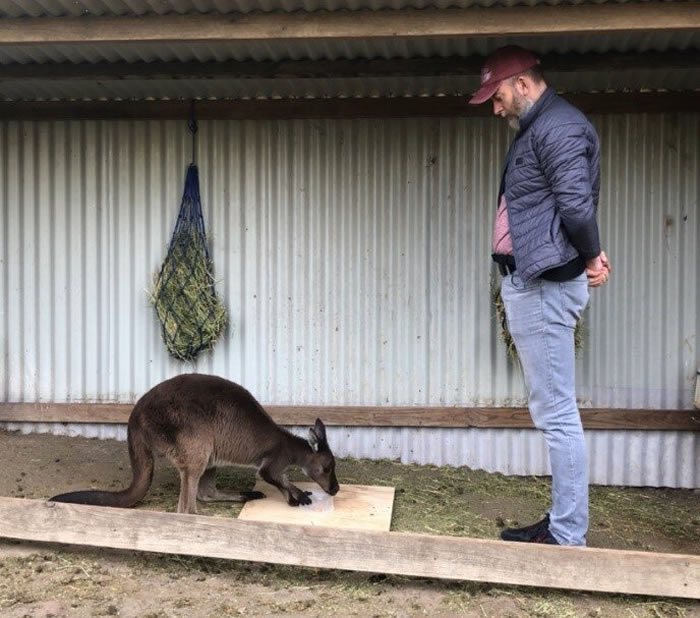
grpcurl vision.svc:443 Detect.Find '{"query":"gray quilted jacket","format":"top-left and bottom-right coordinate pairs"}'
top-left (502, 87), bottom-right (601, 282)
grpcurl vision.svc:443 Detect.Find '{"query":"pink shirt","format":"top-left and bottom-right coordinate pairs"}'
top-left (492, 194), bottom-right (513, 255)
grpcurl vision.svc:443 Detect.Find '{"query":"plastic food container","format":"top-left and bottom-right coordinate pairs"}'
top-left (300, 490), bottom-right (335, 513)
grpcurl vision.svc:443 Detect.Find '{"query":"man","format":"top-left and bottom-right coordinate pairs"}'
top-left (469, 46), bottom-right (611, 546)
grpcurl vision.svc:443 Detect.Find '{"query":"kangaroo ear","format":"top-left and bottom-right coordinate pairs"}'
top-left (313, 418), bottom-right (327, 441)
top-left (308, 418), bottom-right (327, 452)
top-left (308, 428), bottom-right (320, 452)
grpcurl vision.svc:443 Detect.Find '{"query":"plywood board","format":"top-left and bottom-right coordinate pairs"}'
top-left (238, 482), bottom-right (394, 532)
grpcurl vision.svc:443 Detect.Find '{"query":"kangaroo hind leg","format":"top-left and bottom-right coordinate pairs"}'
top-left (196, 467), bottom-right (265, 503)
top-left (168, 448), bottom-right (209, 514)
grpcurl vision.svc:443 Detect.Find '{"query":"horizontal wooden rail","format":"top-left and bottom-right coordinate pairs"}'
top-left (1, 92), bottom-right (699, 120)
top-left (1, 5), bottom-right (698, 46)
top-left (0, 498), bottom-right (697, 598)
top-left (1, 403), bottom-right (697, 431)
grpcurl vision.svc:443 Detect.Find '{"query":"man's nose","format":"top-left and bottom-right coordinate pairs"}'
top-left (492, 100), bottom-right (503, 116)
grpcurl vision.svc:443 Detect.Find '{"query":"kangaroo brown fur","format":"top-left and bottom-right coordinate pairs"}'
top-left (50, 373), bottom-right (339, 514)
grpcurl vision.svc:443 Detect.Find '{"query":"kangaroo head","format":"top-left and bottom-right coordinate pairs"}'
top-left (303, 418), bottom-right (339, 496)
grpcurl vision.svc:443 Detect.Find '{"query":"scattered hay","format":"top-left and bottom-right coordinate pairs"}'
top-left (1, 454), bottom-right (698, 617)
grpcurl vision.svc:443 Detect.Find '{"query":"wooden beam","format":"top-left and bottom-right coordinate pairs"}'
top-left (0, 403), bottom-right (132, 424)
top-left (1, 403), bottom-right (697, 431)
top-left (273, 407), bottom-right (700, 431)
top-left (1, 50), bottom-right (695, 81)
top-left (1, 92), bottom-right (699, 121)
top-left (0, 498), bottom-right (697, 598)
top-left (0, 4), bottom-right (698, 46)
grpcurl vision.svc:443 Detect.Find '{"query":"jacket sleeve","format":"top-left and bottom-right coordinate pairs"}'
top-left (535, 121), bottom-right (601, 260)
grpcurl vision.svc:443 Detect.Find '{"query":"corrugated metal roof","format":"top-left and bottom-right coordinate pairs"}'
top-left (1, 31), bottom-right (698, 100)
top-left (0, 0), bottom-right (649, 19)
top-left (1, 1), bottom-right (697, 100)
top-left (1, 31), bottom-right (698, 66)
top-left (2, 67), bottom-right (698, 101)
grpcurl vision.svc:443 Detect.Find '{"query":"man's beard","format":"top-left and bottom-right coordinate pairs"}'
top-left (507, 115), bottom-right (521, 130)
top-left (507, 94), bottom-right (534, 131)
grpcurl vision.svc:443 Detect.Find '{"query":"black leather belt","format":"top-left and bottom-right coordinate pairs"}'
top-left (498, 262), bottom-right (517, 276)
top-left (492, 254), bottom-right (517, 276)
top-left (493, 255), bottom-right (586, 281)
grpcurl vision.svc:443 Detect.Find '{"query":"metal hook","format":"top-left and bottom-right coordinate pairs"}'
top-left (188, 100), bottom-right (198, 163)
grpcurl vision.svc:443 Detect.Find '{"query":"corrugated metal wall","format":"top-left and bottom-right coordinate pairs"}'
top-left (1, 115), bottom-right (698, 486)
top-left (0, 423), bottom-right (696, 488)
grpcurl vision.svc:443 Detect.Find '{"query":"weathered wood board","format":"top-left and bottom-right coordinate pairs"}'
top-left (0, 498), bottom-right (698, 599)
top-left (1, 402), bottom-right (697, 430)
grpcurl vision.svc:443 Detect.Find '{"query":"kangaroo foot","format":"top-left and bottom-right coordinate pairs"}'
top-left (241, 491), bottom-right (266, 501)
top-left (197, 489), bottom-right (266, 503)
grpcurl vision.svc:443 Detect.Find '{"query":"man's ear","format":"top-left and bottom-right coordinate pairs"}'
top-left (513, 75), bottom-right (529, 97)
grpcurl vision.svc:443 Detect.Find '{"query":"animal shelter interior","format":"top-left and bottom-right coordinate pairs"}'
top-left (0, 0), bottom-right (698, 489)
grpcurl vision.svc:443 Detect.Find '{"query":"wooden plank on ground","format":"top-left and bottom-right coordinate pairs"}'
top-left (0, 497), bottom-right (697, 599)
top-left (238, 482), bottom-right (394, 531)
top-left (0, 402), bottom-right (698, 431)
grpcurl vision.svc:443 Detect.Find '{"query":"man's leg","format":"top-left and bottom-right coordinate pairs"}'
top-left (501, 272), bottom-right (590, 546)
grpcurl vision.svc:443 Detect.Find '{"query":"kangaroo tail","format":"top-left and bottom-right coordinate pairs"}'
top-left (49, 422), bottom-right (154, 508)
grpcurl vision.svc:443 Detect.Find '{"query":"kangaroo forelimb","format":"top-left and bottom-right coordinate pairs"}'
top-left (259, 462), bottom-right (312, 506)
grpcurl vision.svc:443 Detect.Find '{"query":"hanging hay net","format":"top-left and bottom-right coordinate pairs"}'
top-left (491, 276), bottom-right (585, 364)
top-left (491, 280), bottom-right (519, 362)
top-left (151, 164), bottom-right (228, 361)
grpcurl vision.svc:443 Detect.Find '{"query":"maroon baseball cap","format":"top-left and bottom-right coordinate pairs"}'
top-left (469, 46), bottom-right (540, 105)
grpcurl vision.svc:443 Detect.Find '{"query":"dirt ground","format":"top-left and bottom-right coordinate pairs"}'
top-left (0, 429), bottom-right (698, 618)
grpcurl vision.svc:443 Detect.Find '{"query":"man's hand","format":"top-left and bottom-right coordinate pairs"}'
top-left (586, 250), bottom-right (611, 288)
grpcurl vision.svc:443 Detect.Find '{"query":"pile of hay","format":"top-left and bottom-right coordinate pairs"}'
top-left (491, 279), bottom-right (585, 363)
top-left (152, 230), bottom-right (228, 361)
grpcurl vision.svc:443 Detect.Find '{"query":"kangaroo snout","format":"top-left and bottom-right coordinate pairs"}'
top-left (313, 472), bottom-right (339, 497)
top-left (325, 475), bottom-right (340, 496)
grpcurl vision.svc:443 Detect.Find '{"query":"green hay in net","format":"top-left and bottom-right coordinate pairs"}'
top-left (151, 164), bottom-right (228, 361)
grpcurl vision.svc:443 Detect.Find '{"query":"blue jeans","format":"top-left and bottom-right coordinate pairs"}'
top-left (501, 271), bottom-right (590, 546)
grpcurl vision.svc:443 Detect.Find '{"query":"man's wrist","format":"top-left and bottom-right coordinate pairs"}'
top-left (586, 254), bottom-right (603, 269)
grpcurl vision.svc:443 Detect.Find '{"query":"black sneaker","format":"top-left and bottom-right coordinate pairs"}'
top-left (500, 514), bottom-right (551, 542)
top-left (530, 528), bottom-right (559, 545)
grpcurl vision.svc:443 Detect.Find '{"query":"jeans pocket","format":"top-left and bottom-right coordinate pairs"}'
top-left (559, 277), bottom-right (590, 323)
top-left (508, 273), bottom-right (530, 291)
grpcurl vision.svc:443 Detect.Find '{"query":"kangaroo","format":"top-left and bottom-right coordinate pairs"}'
top-left (49, 373), bottom-right (339, 514)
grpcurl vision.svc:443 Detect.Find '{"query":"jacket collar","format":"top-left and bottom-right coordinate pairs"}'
top-left (516, 86), bottom-right (557, 134)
